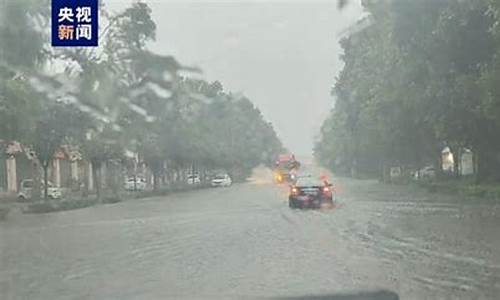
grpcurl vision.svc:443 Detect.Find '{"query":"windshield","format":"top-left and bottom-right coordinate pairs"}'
top-left (2, 1), bottom-right (500, 299)
top-left (128, 178), bottom-right (145, 182)
top-left (21, 181), bottom-right (33, 188)
top-left (22, 180), bottom-right (53, 188)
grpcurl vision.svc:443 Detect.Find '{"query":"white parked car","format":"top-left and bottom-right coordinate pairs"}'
top-left (186, 174), bottom-right (201, 185)
top-left (415, 166), bottom-right (436, 179)
top-left (18, 179), bottom-right (62, 200)
top-left (124, 177), bottom-right (147, 191)
top-left (211, 174), bottom-right (232, 187)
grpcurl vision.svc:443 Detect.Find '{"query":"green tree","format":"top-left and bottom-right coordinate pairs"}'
top-left (317, 0), bottom-right (500, 182)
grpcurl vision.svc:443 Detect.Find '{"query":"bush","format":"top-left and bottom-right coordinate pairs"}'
top-left (462, 185), bottom-right (500, 200)
top-left (24, 182), bottom-right (214, 214)
top-left (24, 198), bottom-right (98, 214)
top-left (102, 196), bottom-right (122, 204)
top-left (134, 188), bottom-right (170, 199)
top-left (58, 199), bottom-right (97, 210)
top-left (415, 180), bottom-right (500, 201)
top-left (24, 202), bottom-right (55, 214)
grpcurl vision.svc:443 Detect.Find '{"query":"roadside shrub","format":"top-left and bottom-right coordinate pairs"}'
top-left (464, 185), bottom-right (486, 198)
top-left (25, 198), bottom-right (97, 214)
top-left (102, 196), bottom-right (122, 204)
top-left (415, 180), bottom-right (500, 201)
top-left (134, 188), bottom-right (170, 199)
top-left (24, 182), bottom-right (215, 214)
top-left (16, 196), bottom-right (31, 203)
top-left (169, 183), bottom-right (187, 192)
top-left (462, 185), bottom-right (500, 200)
top-left (58, 199), bottom-right (97, 210)
top-left (24, 202), bottom-right (55, 214)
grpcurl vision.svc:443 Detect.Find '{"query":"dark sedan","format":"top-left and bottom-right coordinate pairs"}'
top-left (288, 176), bottom-right (334, 209)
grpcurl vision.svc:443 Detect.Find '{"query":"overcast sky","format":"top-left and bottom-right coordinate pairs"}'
top-left (108, 0), bottom-right (364, 156)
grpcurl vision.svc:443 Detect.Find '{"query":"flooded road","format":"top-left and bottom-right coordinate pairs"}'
top-left (1, 176), bottom-right (500, 299)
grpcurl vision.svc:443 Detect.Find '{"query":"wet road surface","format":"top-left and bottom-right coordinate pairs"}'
top-left (1, 173), bottom-right (500, 299)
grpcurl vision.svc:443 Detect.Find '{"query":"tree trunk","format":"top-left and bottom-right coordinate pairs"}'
top-left (378, 159), bottom-right (384, 182)
top-left (153, 170), bottom-right (160, 191)
top-left (473, 150), bottom-right (479, 183)
top-left (190, 163), bottom-right (195, 184)
top-left (82, 161), bottom-right (89, 198)
top-left (31, 159), bottom-right (41, 200)
top-left (474, 146), bottom-right (500, 183)
top-left (109, 161), bottom-right (120, 197)
top-left (181, 168), bottom-right (186, 182)
top-left (453, 148), bottom-right (461, 178)
top-left (435, 154), bottom-right (443, 179)
top-left (91, 160), bottom-right (101, 201)
top-left (173, 168), bottom-right (179, 183)
top-left (476, 150), bottom-right (485, 184)
top-left (448, 145), bottom-right (461, 178)
top-left (151, 161), bottom-right (160, 191)
top-left (147, 160), bottom-right (162, 191)
top-left (166, 168), bottom-right (172, 185)
top-left (202, 168), bottom-right (207, 183)
top-left (43, 162), bottom-right (49, 200)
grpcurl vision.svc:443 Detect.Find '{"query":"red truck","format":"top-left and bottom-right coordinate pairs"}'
top-left (273, 154), bottom-right (301, 184)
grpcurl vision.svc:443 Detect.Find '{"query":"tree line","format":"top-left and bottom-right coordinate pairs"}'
top-left (0, 0), bottom-right (283, 199)
top-left (315, 0), bottom-right (500, 183)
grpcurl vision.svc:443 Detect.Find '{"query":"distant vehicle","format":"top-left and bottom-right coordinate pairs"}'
top-left (187, 174), bottom-right (201, 185)
top-left (124, 176), bottom-right (147, 191)
top-left (273, 153), bottom-right (301, 184)
top-left (289, 176), bottom-right (333, 209)
top-left (211, 174), bottom-right (232, 187)
top-left (274, 171), bottom-right (297, 184)
top-left (415, 166), bottom-right (436, 179)
top-left (390, 167), bottom-right (401, 179)
top-left (18, 179), bottom-right (62, 200)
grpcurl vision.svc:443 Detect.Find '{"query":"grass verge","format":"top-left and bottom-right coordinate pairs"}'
top-left (24, 198), bottom-right (99, 214)
top-left (415, 180), bottom-right (500, 201)
top-left (23, 182), bottom-right (213, 214)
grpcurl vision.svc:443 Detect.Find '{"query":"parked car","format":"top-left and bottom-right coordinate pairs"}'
top-left (211, 174), bottom-right (232, 187)
top-left (18, 179), bottom-right (62, 200)
top-left (187, 174), bottom-right (201, 185)
top-left (415, 166), bottom-right (436, 179)
top-left (124, 176), bottom-right (147, 191)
